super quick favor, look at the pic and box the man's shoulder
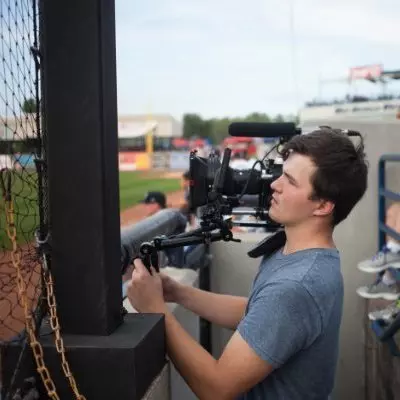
[299,249,342,290]
[257,248,343,306]
[260,248,340,279]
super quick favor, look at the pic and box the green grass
[0,170,181,246]
[119,171,181,210]
[0,170,39,247]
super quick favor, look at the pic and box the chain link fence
[0,0,49,397]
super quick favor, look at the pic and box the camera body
[188,122,299,231]
[189,152,282,209]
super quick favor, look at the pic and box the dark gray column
[41,0,122,334]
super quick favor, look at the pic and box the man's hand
[127,259,166,313]
[159,272,183,303]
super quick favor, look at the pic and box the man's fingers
[150,266,157,275]
[133,258,150,276]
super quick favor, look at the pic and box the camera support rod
[139,220,240,272]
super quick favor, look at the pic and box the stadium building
[300,64,400,126]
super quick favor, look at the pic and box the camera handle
[136,219,240,273]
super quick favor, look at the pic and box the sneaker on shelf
[368,299,400,322]
[357,246,400,273]
[356,280,400,300]
[389,261,400,270]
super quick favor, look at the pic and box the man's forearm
[163,309,225,400]
[177,285,247,330]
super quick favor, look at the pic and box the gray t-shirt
[237,247,343,400]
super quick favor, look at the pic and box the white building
[118,114,182,139]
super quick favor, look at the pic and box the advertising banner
[119,152,137,171]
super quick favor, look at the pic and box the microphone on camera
[229,122,299,138]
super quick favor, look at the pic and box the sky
[114,1,397,120]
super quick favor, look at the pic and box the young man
[127,127,368,399]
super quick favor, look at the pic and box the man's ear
[313,199,335,218]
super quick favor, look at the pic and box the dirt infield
[0,246,41,342]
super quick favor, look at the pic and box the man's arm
[176,285,247,330]
[163,309,273,400]
[163,280,320,400]
[128,260,318,400]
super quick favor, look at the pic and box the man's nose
[271,176,282,192]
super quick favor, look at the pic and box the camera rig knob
[138,242,159,273]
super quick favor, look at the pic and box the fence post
[41,0,122,335]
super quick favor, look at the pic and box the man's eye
[286,176,295,185]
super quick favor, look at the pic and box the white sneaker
[356,280,400,300]
[357,247,400,273]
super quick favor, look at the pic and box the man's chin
[268,208,281,224]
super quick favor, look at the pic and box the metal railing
[372,154,400,356]
[378,154,400,249]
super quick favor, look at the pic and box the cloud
[259,0,399,45]
[115,0,400,119]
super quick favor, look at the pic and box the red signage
[349,64,383,80]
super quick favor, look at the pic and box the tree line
[20,98,298,145]
[183,112,298,144]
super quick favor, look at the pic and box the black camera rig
[133,123,365,272]
[136,122,302,272]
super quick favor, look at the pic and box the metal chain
[4,197,59,399]
[42,256,86,400]
[3,171,86,400]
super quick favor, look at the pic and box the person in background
[141,191,167,217]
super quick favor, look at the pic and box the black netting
[0,0,48,396]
